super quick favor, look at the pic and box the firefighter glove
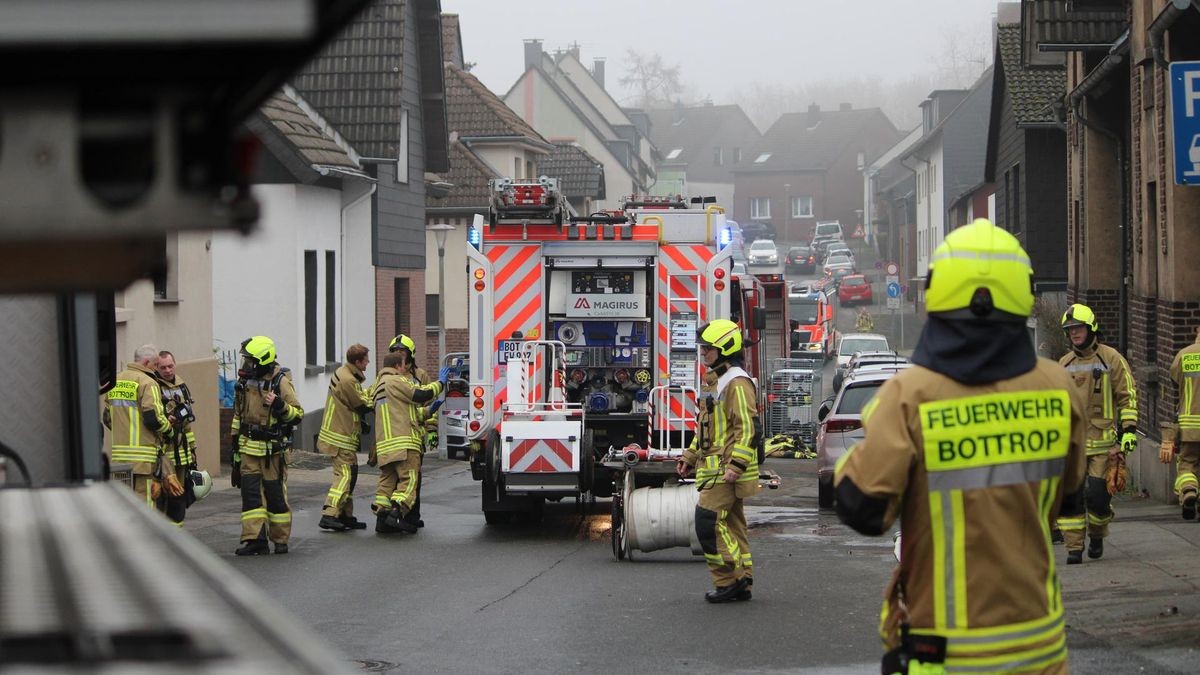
[230,461,241,488]
[1160,439,1177,464]
[269,394,286,413]
[150,480,163,501]
[437,366,452,384]
[1120,431,1137,454]
[428,399,443,415]
[426,431,438,448]
[166,473,185,497]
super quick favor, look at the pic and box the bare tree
[929,24,991,90]
[618,49,690,108]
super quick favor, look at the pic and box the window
[304,250,317,366]
[733,147,741,163]
[393,277,410,341]
[1012,164,1021,234]
[666,148,683,160]
[514,157,522,179]
[325,251,336,364]
[153,233,179,301]
[750,197,770,219]
[526,160,534,179]
[426,294,439,330]
[395,108,409,184]
[754,152,771,163]
[713,147,723,166]
[791,196,813,218]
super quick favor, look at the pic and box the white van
[813,220,844,241]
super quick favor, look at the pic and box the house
[291,0,449,363]
[1047,0,1200,501]
[733,104,900,244]
[212,87,375,449]
[863,126,923,285]
[898,70,994,281]
[984,20,1067,289]
[539,141,606,216]
[503,40,654,207]
[643,104,762,208]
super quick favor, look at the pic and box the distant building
[643,104,762,208]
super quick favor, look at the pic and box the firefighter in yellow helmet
[1057,303,1137,564]
[835,219,1086,673]
[230,336,303,556]
[372,347,448,533]
[317,343,374,532]
[1162,325,1200,519]
[676,318,760,603]
[104,344,177,508]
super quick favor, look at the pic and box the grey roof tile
[445,63,547,142]
[426,141,496,209]
[997,23,1065,125]
[257,91,358,170]
[738,108,893,172]
[538,142,604,199]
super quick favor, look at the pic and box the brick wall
[1065,287,1120,336]
[424,327,469,368]
[1129,293,1158,434]
[374,268,427,360]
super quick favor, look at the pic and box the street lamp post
[427,223,455,366]
[784,183,791,244]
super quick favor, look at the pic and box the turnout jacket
[374,366,442,466]
[1059,341,1137,454]
[231,365,303,457]
[835,360,1086,672]
[316,362,372,454]
[155,373,196,468]
[682,363,760,486]
[1168,333,1200,442]
[106,362,173,475]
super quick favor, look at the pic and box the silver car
[815,369,901,508]
[747,239,779,265]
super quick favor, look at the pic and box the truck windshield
[788,297,819,324]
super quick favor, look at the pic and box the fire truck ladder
[653,269,702,450]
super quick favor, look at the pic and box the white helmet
[188,469,213,501]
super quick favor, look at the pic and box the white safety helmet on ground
[189,469,213,501]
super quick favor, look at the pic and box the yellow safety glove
[1120,431,1137,454]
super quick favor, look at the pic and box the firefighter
[677,318,760,603]
[386,333,439,529]
[1161,325,1200,519]
[230,336,303,556]
[372,349,448,534]
[835,219,1087,672]
[104,344,179,508]
[1057,303,1137,564]
[317,343,374,532]
[154,350,198,525]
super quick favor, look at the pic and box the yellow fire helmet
[1061,303,1099,332]
[240,335,277,366]
[389,334,415,354]
[924,218,1034,320]
[697,319,743,356]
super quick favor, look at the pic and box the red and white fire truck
[462,178,758,524]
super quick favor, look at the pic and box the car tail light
[785,257,792,263]
[825,419,862,433]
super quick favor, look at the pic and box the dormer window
[754,152,771,163]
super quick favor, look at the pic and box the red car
[837,274,873,305]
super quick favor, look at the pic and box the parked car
[827,267,855,288]
[833,350,909,393]
[811,235,840,259]
[824,242,852,260]
[747,239,779,265]
[812,220,844,242]
[835,332,890,369]
[731,258,748,276]
[785,246,816,274]
[742,221,776,242]
[789,279,821,298]
[816,369,898,507]
[837,274,872,305]
[823,253,855,275]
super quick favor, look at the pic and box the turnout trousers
[321,448,359,520]
[239,453,291,544]
[1059,454,1114,551]
[695,481,753,588]
[373,451,421,516]
[1174,441,1200,500]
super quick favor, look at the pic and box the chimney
[807,103,821,126]
[568,41,581,61]
[592,57,606,90]
[523,39,543,71]
[839,102,852,111]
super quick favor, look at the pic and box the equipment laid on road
[465,181,775,532]
[763,358,821,453]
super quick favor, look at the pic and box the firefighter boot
[235,539,270,556]
[1087,536,1103,560]
[274,542,288,555]
[319,515,350,531]
[385,505,418,534]
[736,577,753,601]
[375,511,401,534]
[1066,550,1083,565]
[704,577,750,604]
[1182,491,1197,521]
[339,516,368,530]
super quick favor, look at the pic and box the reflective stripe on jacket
[1060,342,1137,454]
[106,362,171,474]
[683,365,760,484]
[835,360,1087,671]
[231,366,303,457]
[1170,335,1200,442]
[316,363,372,454]
[374,367,442,466]
[157,375,196,467]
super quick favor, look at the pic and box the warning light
[718,226,733,250]
[474,280,486,292]
[469,421,481,432]
[714,268,726,279]
[473,386,485,397]
[473,268,486,279]
[468,226,481,249]
[473,398,485,410]
[714,280,726,291]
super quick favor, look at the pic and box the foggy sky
[444,0,1003,109]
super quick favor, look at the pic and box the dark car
[742,221,776,242]
[785,246,816,274]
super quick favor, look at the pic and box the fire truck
[463,178,754,524]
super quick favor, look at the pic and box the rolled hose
[625,483,702,554]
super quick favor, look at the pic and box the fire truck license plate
[498,341,525,364]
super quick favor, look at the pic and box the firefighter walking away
[834,218,1086,673]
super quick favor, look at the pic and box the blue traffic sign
[1170,61,1200,185]
[886,282,901,298]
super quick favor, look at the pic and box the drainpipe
[340,183,377,355]
[1148,0,1199,70]
[1068,37,1129,353]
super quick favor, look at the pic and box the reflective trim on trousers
[241,507,268,521]
[1175,472,1198,494]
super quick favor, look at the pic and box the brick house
[1045,0,1200,501]
[733,104,899,245]
[643,104,762,208]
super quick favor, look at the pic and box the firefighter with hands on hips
[676,319,760,603]
[1161,325,1200,519]
[1057,303,1137,564]
[317,343,374,532]
[372,346,448,534]
[230,336,303,556]
[835,219,1087,673]
[154,350,201,525]
[104,344,181,509]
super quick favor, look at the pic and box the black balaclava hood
[911,315,1037,385]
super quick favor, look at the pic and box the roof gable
[740,108,895,172]
[445,62,548,146]
[426,140,498,209]
[538,142,605,199]
[996,23,1064,125]
[644,105,759,165]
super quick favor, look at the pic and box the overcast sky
[444,0,1003,107]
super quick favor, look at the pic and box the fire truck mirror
[753,308,768,331]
